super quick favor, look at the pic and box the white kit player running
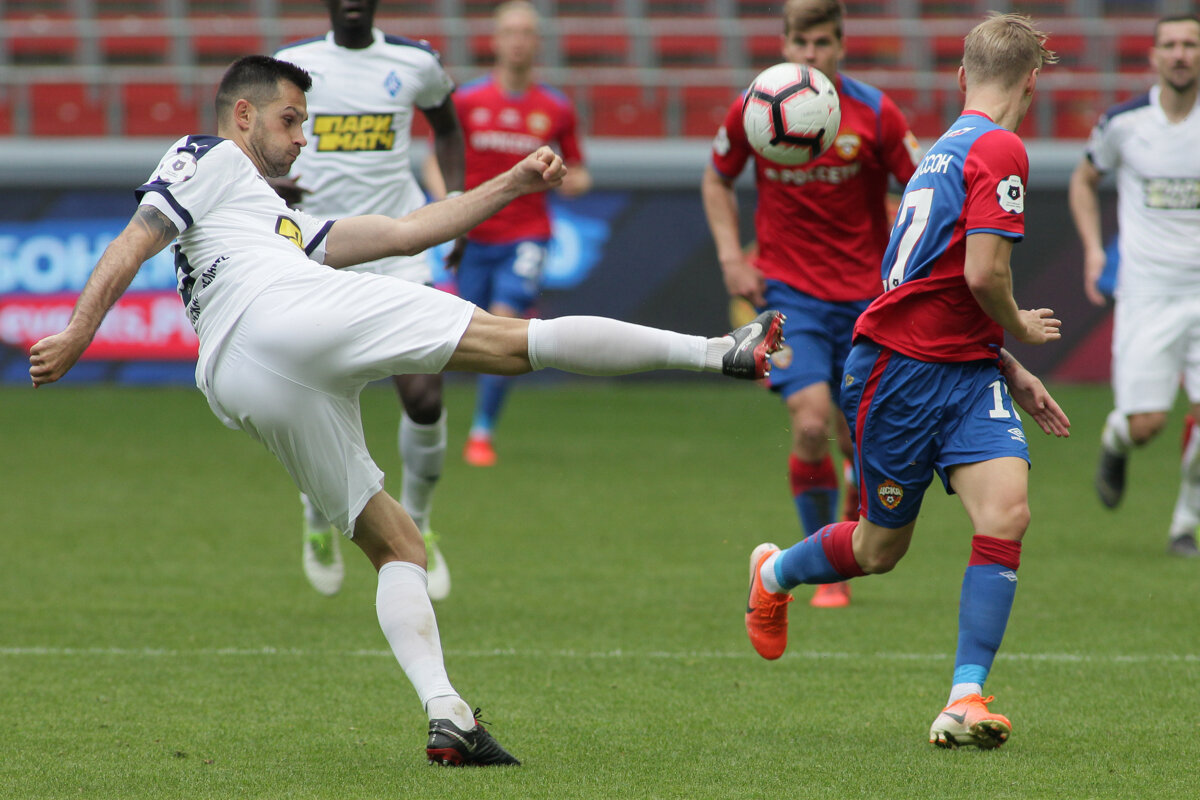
[28,56,784,766]
[1069,13,1200,557]
[275,0,462,599]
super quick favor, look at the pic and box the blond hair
[495,0,539,26]
[963,13,1057,90]
[783,0,845,39]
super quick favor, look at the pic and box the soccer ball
[741,63,841,166]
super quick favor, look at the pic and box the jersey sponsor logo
[469,130,544,155]
[499,107,522,128]
[527,111,552,137]
[275,216,305,249]
[996,175,1024,214]
[712,125,731,157]
[877,479,903,510]
[155,151,198,183]
[1143,177,1200,210]
[761,162,861,185]
[312,113,396,152]
[914,152,954,178]
[470,106,492,126]
[834,133,861,161]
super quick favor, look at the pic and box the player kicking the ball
[29,55,783,766]
[743,14,1069,749]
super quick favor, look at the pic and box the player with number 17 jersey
[854,112,1029,362]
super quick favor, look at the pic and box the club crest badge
[877,479,903,510]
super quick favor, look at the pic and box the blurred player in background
[425,0,591,468]
[702,0,919,607]
[273,0,463,599]
[29,56,784,765]
[1068,14,1200,558]
[744,13,1069,748]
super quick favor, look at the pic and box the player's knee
[1128,412,1167,445]
[980,503,1030,542]
[402,391,443,424]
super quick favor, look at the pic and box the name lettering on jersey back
[914,152,955,178]
[1144,177,1200,210]
[470,130,544,155]
[312,113,396,152]
[762,162,861,186]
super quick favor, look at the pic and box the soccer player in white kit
[273,1,463,600]
[28,55,784,766]
[1069,14,1200,558]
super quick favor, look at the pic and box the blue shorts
[761,281,869,402]
[456,239,550,313]
[839,341,1031,527]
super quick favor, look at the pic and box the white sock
[526,316,710,375]
[375,561,463,717]
[399,410,446,533]
[1101,409,1133,454]
[300,492,330,530]
[760,551,785,594]
[948,682,983,704]
[426,695,475,730]
[1170,420,1200,536]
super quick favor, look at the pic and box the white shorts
[203,268,475,536]
[345,251,433,285]
[1112,292,1200,414]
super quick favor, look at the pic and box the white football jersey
[275,29,454,277]
[1086,85,1200,297]
[136,136,334,386]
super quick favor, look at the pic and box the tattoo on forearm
[133,205,180,250]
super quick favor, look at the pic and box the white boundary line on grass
[1,646,1198,664]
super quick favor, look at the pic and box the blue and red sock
[789,454,839,535]
[952,535,1022,688]
[774,520,865,590]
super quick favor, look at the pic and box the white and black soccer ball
[741,62,841,166]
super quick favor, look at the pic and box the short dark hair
[783,0,845,40]
[215,55,312,121]
[1154,14,1200,45]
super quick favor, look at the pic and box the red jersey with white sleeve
[711,73,920,303]
[453,74,584,244]
[854,112,1028,363]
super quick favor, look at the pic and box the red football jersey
[454,75,584,244]
[854,112,1029,362]
[711,74,919,303]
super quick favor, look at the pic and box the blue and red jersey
[453,74,584,244]
[711,73,919,303]
[854,111,1028,363]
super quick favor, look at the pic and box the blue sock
[472,373,511,434]
[952,563,1018,688]
[795,489,838,534]
[775,527,844,590]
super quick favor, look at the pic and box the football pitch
[2,379,1197,799]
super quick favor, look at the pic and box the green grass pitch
[2,380,1198,799]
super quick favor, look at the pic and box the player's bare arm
[998,349,1071,438]
[424,98,465,195]
[701,165,766,306]
[964,232,1061,345]
[29,206,179,386]
[1067,157,1109,306]
[324,148,564,269]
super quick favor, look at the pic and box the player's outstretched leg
[721,310,786,380]
[745,542,793,659]
[426,708,521,767]
[300,492,344,596]
[929,694,1012,750]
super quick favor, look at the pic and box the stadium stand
[0,0,1179,140]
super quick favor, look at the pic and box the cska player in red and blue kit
[436,1,591,467]
[704,0,920,608]
[744,13,1071,749]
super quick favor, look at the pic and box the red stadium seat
[587,84,667,138]
[561,34,630,67]
[191,16,265,66]
[1051,89,1103,140]
[654,34,724,68]
[6,13,79,65]
[0,88,13,135]
[746,34,784,71]
[1116,33,1156,73]
[30,82,109,136]
[681,85,738,137]
[121,83,203,137]
[843,34,905,71]
[885,86,950,140]
[99,15,171,65]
